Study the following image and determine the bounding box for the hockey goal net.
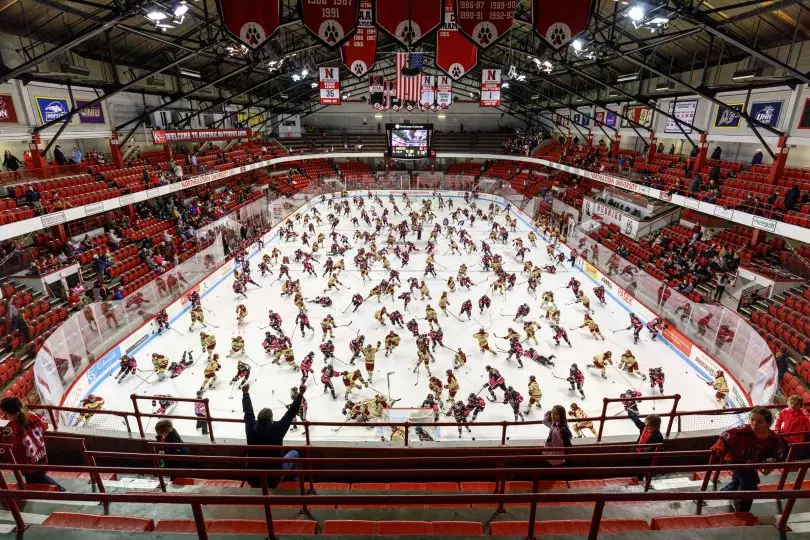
[377,408,438,442]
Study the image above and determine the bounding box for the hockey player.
[295,309,313,337]
[168,351,193,378]
[198,354,220,393]
[233,279,247,299]
[513,303,530,321]
[619,350,646,379]
[362,341,381,383]
[466,393,486,421]
[422,393,440,422]
[388,310,405,328]
[526,376,542,414]
[79,395,105,425]
[621,388,643,414]
[451,400,472,437]
[550,323,572,347]
[115,355,137,382]
[484,366,507,400]
[425,305,439,330]
[228,335,245,356]
[593,285,606,304]
[578,313,605,340]
[438,292,450,316]
[710,370,729,408]
[588,351,613,379]
[505,338,525,368]
[459,299,473,320]
[309,296,333,308]
[199,332,216,360]
[342,400,370,423]
[567,363,586,399]
[320,340,336,363]
[351,293,364,312]
[524,348,555,367]
[428,376,444,403]
[342,369,368,400]
[324,275,343,293]
[300,352,314,384]
[321,314,336,340]
[523,320,540,345]
[384,331,400,356]
[649,367,665,394]
[187,290,201,307]
[647,317,664,341]
[566,277,581,297]
[414,347,432,377]
[697,313,713,336]
[569,403,596,438]
[503,386,525,422]
[397,291,412,312]
[156,310,170,334]
[478,294,491,314]
[374,307,388,327]
[454,348,467,369]
[349,335,365,364]
[226,357,250,387]
[473,329,494,353]
[267,310,283,335]
[321,364,339,399]
[236,304,247,326]
[627,313,644,344]
[149,349,171,377]
[545,302,560,324]
[406,318,420,337]
[152,395,176,416]
[446,370,459,403]
[578,291,593,314]
[188,304,205,332]
[289,387,307,431]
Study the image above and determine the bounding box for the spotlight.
[628,5,645,21]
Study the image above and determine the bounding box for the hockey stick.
[335,321,353,328]
[612,327,631,333]
[550,372,568,381]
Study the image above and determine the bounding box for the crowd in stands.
[501,127,549,155]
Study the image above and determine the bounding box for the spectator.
[72,147,82,164]
[713,273,732,301]
[668,144,675,155]
[542,405,572,466]
[785,185,800,212]
[689,174,701,196]
[710,406,785,512]
[709,165,721,183]
[3,150,20,171]
[53,145,67,166]
[194,391,209,435]
[107,228,120,251]
[155,419,190,474]
[242,382,305,488]
[25,187,43,212]
[774,395,810,444]
[0,397,65,491]
[173,162,183,180]
[710,146,722,160]
[690,146,698,158]
[628,409,663,449]
[775,348,789,385]
[656,142,664,153]
[142,166,152,188]
[751,149,763,165]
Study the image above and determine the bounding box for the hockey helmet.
[529,375,536,381]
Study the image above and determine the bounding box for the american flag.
[396,52,421,102]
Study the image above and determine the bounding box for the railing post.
[303,422,311,447]
[81,446,109,514]
[501,421,507,446]
[778,464,808,533]
[204,399,215,443]
[404,421,410,447]
[0,470,26,534]
[695,454,714,515]
[260,476,276,540]
[596,398,609,442]
[45,407,59,431]
[190,502,208,540]
[588,500,606,540]
[644,451,658,492]
[130,394,146,438]
[527,476,540,540]
[665,394,681,439]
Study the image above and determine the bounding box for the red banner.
[341,26,377,77]
[374,0,443,46]
[435,28,477,80]
[0,95,17,123]
[455,0,517,48]
[152,129,251,144]
[217,0,281,50]
[300,0,360,47]
[531,0,592,50]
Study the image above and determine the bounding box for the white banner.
[480,68,501,107]
[419,75,435,111]
[582,197,641,238]
[437,75,452,108]
[319,67,341,105]
[665,100,698,134]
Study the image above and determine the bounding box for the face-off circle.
[472,22,497,46]
[395,20,422,44]
[545,22,572,48]
[239,22,266,48]
[319,20,345,44]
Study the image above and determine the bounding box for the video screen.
[387,123,432,159]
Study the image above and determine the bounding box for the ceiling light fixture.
[437,114,446,119]
[374,114,383,119]
[732,68,760,81]
[502,82,510,88]
[145,7,169,21]
[628,5,645,22]
[616,72,639,83]
[172,1,189,17]
[572,39,583,52]
[179,68,200,78]
[655,81,674,91]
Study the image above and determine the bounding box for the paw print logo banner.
[455,0,517,49]
[531,0,592,50]
[436,28,478,81]
[374,0,443,46]
[217,0,281,50]
[301,0,361,48]
[342,26,377,77]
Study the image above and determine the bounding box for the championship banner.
[359,0,372,25]
[419,75,436,111]
[319,67,341,105]
[300,0,360,47]
[342,26,377,77]
[444,0,456,27]
[531,0,592,50]
[385,80,396,111]
[455,0,517,48]
[374,0,443,46]
[621,105,653,128]
[436,28,477,80]
[437,75,452,109]
[480,68,501,107]
[370,75,385,109]
[217,0,281,50]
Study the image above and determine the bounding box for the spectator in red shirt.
[0,397,65,491]
[711,406,786,512]
[774,395,810,444]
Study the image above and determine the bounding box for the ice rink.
[88,191,728,443]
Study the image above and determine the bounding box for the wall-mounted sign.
[714,103,744,128]
[35,97,71,124]
[749,101,782,128]
[0,95,18,123]
[75,100,105,124]
[664,100,697,134]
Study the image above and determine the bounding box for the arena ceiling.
[0,0,808,136]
